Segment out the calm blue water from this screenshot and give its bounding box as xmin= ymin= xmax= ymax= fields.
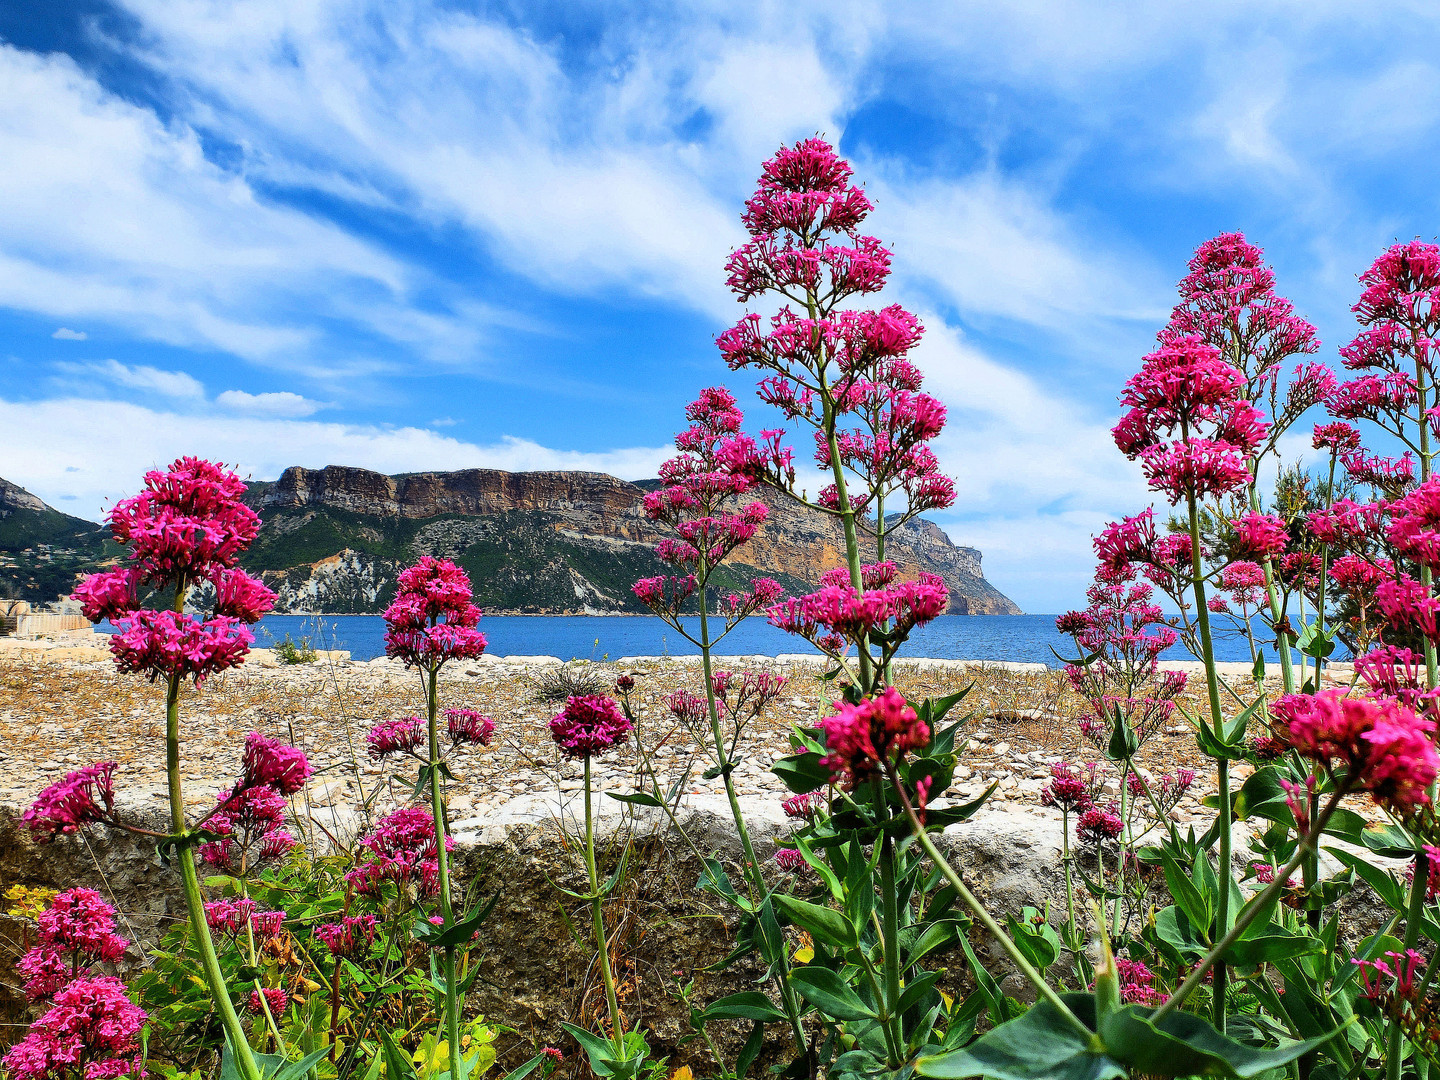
xmin=177 ymin=613 xmax=1314 ymax=667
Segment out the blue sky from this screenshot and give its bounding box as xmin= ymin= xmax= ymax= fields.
xmin=2 ymin=1 xmax=1439 ymax=612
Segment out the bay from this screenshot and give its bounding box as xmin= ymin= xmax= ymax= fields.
xmin=199 ymin=613 xmax=1319 ymax=667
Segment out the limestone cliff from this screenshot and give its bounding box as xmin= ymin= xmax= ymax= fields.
xmin=241 ymin=465 xmax=1022 ymax=615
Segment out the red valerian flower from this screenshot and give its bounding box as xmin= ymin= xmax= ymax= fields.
xmin=383 ymin=557 xmax=487 ymax=669
xmin=1231 ymin=511 xmax=1289 ymax=560
xmin=818 ymin=688 xmax=929 ymax=789
xmin=445 ymin=708 xmax=495 ymax=747
xmin=549 ymin=695 xmax=633 ymax=759
xmin=2 ymin=976 xmax=146 ymax=1080
xmin=1277 ymin=689 xmax=1439 ymax=812
xmin=23 ymin=763 xmax=118 ymax=840
xmin=237 ymin=732 xmax=312 ymax=796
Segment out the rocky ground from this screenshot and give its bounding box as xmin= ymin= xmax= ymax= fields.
xmin=0 ymin=634 xmax=1352 ymax=836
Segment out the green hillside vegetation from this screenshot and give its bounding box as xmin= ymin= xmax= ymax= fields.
xmin=0 ymin=504 xmax=111 ymax=604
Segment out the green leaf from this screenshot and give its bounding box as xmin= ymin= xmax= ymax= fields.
xmin=1224 ymin=929 xmax=1324 ymax=967
xmin=1360 ymin=823 xmax=1422 ymax=859
xmin=273 ymin=1048 xmax=333 ymax=1080
xmin=1106 ymin=705 xmax=1139 ymax=762
xmin=1098 ymin=1003 xmax=1336 ymax=1078
xmin=770 ymin=751 xmax=831 ymax=794
xmin=499 ymin=1053 xmax=548 ymax=1080
xmin=1159 ymin=850 xmax=1211 ymax=934
xmin=735 ymin=1022 xmax=766 ymax=1079
xmin=378 ymin=1029 xmax=420 ymax=1080
xmin=1006 ymin=912 xmax=1058 ymax=973
xmin=771 ymin=894 xmax=858 ymax=951
xmin=787 ymin=966 xmax=876 ymax=1022
xmin=1325 ymin=848 xmax=1405 ymax=910
xmin=607 ymin=791 xmax=663 ymax=808
xmin=917 ymin=997 xmax=1124 ymax=1080
xmin=895 ymin=970 xmax=943 ymax=1017
xmin=560 ymin=1023 xmax=623 ymax=1078
xmin=1155 ymin=906 xmax=1209 ymax=958
xmin=1295 ymin=620 xmax=1336 ymax=660
xmin=1251 ymin=652 xmax=1266 ymax=683
xmin=699 ymin=991 xmax=788 ymax=1024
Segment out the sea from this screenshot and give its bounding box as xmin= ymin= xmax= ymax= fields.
xmin=158 ymin=613 xmax=1322 ymax=668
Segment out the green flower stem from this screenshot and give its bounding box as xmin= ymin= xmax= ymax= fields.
xmin=423 ymin=663 xmax=463 ymax=1080
xmin=697 ymin=598 xmax=810 ymax=1059
xmin=584 ymin=755 xmax=627 ymax=1059
xmin=1152 ymin=789 xmax=1343 ymax=1025
xmin=1250 ymin=486 xmax=1296 ymax=697
xmin=1186 ymin=487 xmax=1233 ymax=1033
xmin=1386 ymin=847 xmax=1430 ymax=1080
xmin=168 ymin=677 xmax=264 ymax=1080
xmin=871 ymin=777 xmax=906 ymax=1066
xmin=891 ymin=770 xmax=1098 ymax=1048
xmin=1061 ymin=808 xmax=1077 ymax=938
xmin=165 ymin=577 xmax=264 ymax=1080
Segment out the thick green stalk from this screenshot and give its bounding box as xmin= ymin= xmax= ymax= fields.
xmin=818 ymin=388 xmax=873 ymax=691
xmin=872 ymin=777 xmax=905 ymax=1065
xmin=1061 ymin=809 xmax=1077 ymax=937
xmin=425 ymin=665 xmax=463 ymax=1080
xmin=1386 ymin=848 xmax=1430 ymax=1080
xmin=696 ymin=597 xmax=809 ymax=1057
xmin=1187 ymin=490 xmax=1232 ymax=1032
xmin=168 ymin=672 xmax=263 ymax=1080
xmin=584 ymin=756 xmax=627 ymax=1058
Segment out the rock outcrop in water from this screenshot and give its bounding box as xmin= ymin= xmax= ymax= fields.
xmin=242 ymin=465 xmax=1022 ymax=615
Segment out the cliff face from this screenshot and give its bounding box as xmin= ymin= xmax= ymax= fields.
xmin=243 ymin=465 xmax=1021 ymax=615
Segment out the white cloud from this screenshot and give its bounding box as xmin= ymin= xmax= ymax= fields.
xmin=216 ymin=389 xmax=325 ymax=418
xmin=54 ymin=358 xmax=205 ymax=400
xmin=51 ymin=327 xmax=87 ymax=340
xmin=0 ymin=44 xmax=478 ymax=365
xmin=0 ymin=395 xmax=673 ymax=521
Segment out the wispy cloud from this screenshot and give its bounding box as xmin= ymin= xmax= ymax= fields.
xmin=51 ymin=327 xmax=87 ymax=340
xmin=53 ymin=358 xmax=205 ymax=400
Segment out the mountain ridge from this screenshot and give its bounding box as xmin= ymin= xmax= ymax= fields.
xmin=240 ymin=464 xmax=1022 ymax=615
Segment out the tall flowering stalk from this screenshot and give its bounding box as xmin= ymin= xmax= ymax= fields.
xmin=57 ymin=458 xmax=287 ymax=1080
xmin=381 ymin=556 xmax=488 ymax=1080
xmin=1164 ymin=233 xmax=1325 ymax=693
xmin=718 ymin=138 xmax=954 ymax=688
xmin=1322 ymin=240 xmax=1440 ymax=1080
xmin=630 ymin=386 xmax=808 ymax=1055
xmin=550 ymin=695 xmax=638 ymax=1070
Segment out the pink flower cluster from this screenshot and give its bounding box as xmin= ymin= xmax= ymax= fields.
xmin=1041 ymin=762 xmax=1097 ymax=814
xmin=767 ymin=571 xmax=948 ymax=655
xmin=383 ymin=557 xmax=488 ymax=669
xmin=549 ymin=695 xmax=633 ymax=759
xmin=247 ymin=987 xmax=289 ymax=1017
xmin=1167 ymin=233 xmax=1320 ymax=382
xmin=1386 ymin=478 xmax=1440 ymax=572
xmin=711 ymin=669 xmax=787 ymax=722
xmin=774 ymin=847 xmax=807 ymax=873
xmin=782 ymin=793 xmax=818 ymax=820
xmin=1231 ymin=511 xmax=1289 ymax=560
xmin=1113 ymin=958 xmax=1166 ymax=1008
xmin=314 ymin=914 xmax=379 ymax=958
xmin=1276 ymin=690 xmax=1439 ymax=812
xmin=16 ymin=889 xmax=130 ymax=1002
xmin=368 ymin=716 xmax=426 ymax=760
xmin=1113 ymin=333 xmax=1267 ymax=503
xmin=446 ymin=708 xmax=495 ymax=747
xmin=346 ymin=806 xmax=453 ymax=898
xmin=109 ymin=609 xmax=255 ymax=685
xmin=1 ymin=976 xmax=146 ymax=1080
xmin=203 ymin=898 xmax=285 ymax=939
xmin=1356 ymin=646 xmax=1439 ymax=717
xmin=818 ymin=688 xmax=929 ymax=789
xmin=1076 ymin=804 xmax=1125 ymax=845
xmin=73 ymin=458 xmax=275 ymax=683
xmin=1353 ymin=949 xmax=1425 ymax=1009
xmin=196 ymin=732 xmax=308 ymax=873
xmin=23 ymin=763 xmax=118 ymax=841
